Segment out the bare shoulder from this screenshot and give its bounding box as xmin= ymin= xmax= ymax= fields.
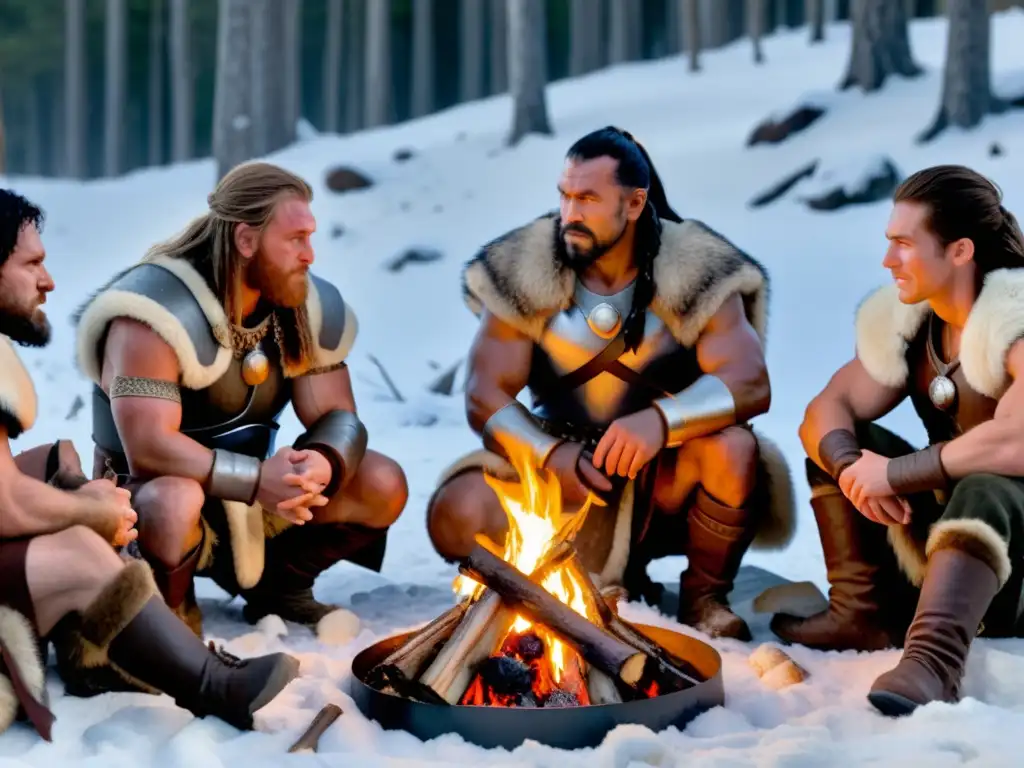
xmin=103 ymin=318 xmax=180 ymax=380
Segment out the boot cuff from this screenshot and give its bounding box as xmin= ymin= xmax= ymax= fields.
xmin=80 ymin=560 xmax=159 ymax=649
xmin=926 ymin=519 xmax=1012 ymax=589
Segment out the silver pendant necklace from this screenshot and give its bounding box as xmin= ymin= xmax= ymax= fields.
xmin=926 ymin=314 xmax=960 ymax=411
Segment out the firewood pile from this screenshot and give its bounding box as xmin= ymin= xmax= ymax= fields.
xmin=363 ymin=538 xmax=706 ymax=709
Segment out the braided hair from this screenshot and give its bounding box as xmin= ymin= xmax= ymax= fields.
xmin=565 ymin=127 xmax=682 ymax=352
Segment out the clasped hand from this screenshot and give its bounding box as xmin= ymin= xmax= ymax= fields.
xmin=257 ymin=447 xmax=333 ymax=525
xmin=837 ymin=450 xmax=911 ymax=526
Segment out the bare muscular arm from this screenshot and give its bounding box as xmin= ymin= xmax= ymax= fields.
xmin=799 ymin=357 xmax=907 ymax=470
xmin=940 ymin=340 xmax=1024 ymax=477
xmin=464 ymin=310 xmax=534 ymax=436
xmin=694 ymin=293 xmax=772 ymax=422
xmin=102 ymin=318 xmax=213 ymax=481
xmin=292 ymin=365 xmax=357 ymax=427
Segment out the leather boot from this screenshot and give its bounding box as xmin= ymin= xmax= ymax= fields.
xmin=771 ymin=461 xmax=911 ymax=650
xmin=241 ymin=522 xmax=387 ymax=626
xmin=145 ymin=537 xmax=204 ymax=638
xmin=868 ymin=547 xmax=999 ymax=716
xmin=75 ymin=561 xmax=299 ymax=731
xmin=677 ymin=489 xmax=756 ymax=640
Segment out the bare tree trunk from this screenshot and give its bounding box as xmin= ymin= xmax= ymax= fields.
xmin=489 ymin=0 xmax=508 ymax=93
xmin=411 ymin=0 xmax=434 ymax=117
xmin=839 ymin=0 xmax=921 ymax=91
xmin=364 ymin=0 xmax=391 ymax=127
xmin=461 ymin=0 xmax=485 ymax=101
xmin=807 ymin=0 xmax=825 ymax=41
xmin=0 ymin=88 xmax=5 ymax=175
xmin=748 ymin=0 xmax=765 ymax=62
xmin=25 ymin=90 xmax=41 ymax=175
xmin=323 ymin=0 xmax=344 ymax=131
xmin=104 ymin=0 xmax=126 ymax=176
xmin=684 ymin=0 xmax=700 ymax=71
xmin=507 ymin=0 xmax=552 ymax=146
xmin=65 ymin=0 xmax=87 ymax=177
xmin=149 ymin=0 xmax=165 ymax=166
xmin=213 ymin=0 xmax=254 ymax=179
xmin=248 ymin=0 xmax=270 ymax=155
xmin=283 ymin=0 xmax=302 ymax=132
xmin=919 ymin=0 xmax=996 ymax=142
xmin=345 ymin=0 xmax=365 ymax=131
xmin=569 ymin=0 xmax=601 ymax=74
xmin=609 ymin=0 xmax=642 ymax=64
xmin=169 ymin=0 xmax=193 ymax=162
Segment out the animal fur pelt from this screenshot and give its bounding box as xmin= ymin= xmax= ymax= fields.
xmin=0 ymin=335 xmax=37 ymax=440
xmin=462 ymin=212 xmax=770 ymax=347
xmin=0 ymin=607 xmax=47 ymax=737
xmin=50 ymin=560 xmax=162 ymax=699
xmin=73 ymin=255 xmax=357 ymax=389
xmin=855 ymin=267 xmax=1024 ymax=399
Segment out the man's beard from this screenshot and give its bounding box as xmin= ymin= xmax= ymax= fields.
xmin=557 ymin=221 xmax=627 ymax=273
xmin=247 ymin=252 xmax=308 ymax=309
xmin=0 ymin=306 xmax=51 ymax=347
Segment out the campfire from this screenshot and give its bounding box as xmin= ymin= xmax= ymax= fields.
xmin=362 ymin=446 xmax=706 ymax=710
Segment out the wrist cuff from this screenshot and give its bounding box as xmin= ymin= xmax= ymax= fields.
xmin=205 ymin=449 xmax=262 ymax=504
xmin=483 ymin=401 xmax=564 ymax=467
xmin=887 ymin=443 xmax=949 ymax=496
xmin=818 ymin=429 xmax=862 ymax=481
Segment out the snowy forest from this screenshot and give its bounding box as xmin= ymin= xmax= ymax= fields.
xmin=0 ymin=0 xmax=1020 ymax=181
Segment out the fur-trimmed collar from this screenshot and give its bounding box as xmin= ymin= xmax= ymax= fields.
xmin=0 ymin=335 xmax=37 ymax=438
xmin=462 ymin=213 xmax=769 ymax=348
xmin=855 ymin=268 xmax=1024 ymax=399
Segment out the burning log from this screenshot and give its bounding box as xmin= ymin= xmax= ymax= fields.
xmin=586 ymin=668 xmax=623 ymax=705
xmin=565 ymin=556 xmax=702 ymax=690
xmin=421 ymin=541 xmax=574 ymax=704
xmin=419 ymin=590 xmax=514 ymax=704
xmin=372 ymin=600 xmax=469 ymax=678
xmin=458 ymin=544 xmax=647 ymax=687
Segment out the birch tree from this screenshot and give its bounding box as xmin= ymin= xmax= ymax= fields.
xmin=807 ymin=0 xmax=825 ymax=42
xmin=569 ymin=0 xmax=602 ymax=75
xmin=507 ymin=0 xmax=552 ymax=146
xmin=748 ymin=0 xmax=765 ymax=63
xmin=489 ymin=0 xmax=508 ymax=93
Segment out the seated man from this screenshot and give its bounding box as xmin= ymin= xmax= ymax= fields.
xmin=772 ymin=165 xmax=1024 ymax=715
xmin=73 ymin=161 xmax=408 ymax=636
xmin=426 ymin=127 xmax=795 ymax=640
xmin=0 ymin=189 xmax=298 ymax=740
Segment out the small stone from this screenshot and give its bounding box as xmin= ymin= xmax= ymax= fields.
xmin=542 ymin=689 xmax=579 ymax=708
xmin=393 ymin=147 xmax=415 ymax=162
xmin=324 ymin=166 xmax=373 ymax=193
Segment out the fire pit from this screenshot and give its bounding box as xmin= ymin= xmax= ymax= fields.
xmin=347 ymin=450 xmax=726 ymax=750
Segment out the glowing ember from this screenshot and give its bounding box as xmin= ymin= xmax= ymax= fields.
xmin=453 ymin=442 xmax=603 ymax=695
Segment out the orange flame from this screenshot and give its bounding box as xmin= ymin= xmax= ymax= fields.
xmin=454 ymin=440 xmax=602 ymax=682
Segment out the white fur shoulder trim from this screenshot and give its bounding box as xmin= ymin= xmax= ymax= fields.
xmin=854 ymin=283 xmax=929 ymax=388
xmin=0 ymin=336 xmax=37 ymax=437
xmin=960 ymin=268 xmax=1024 ymax=398
xmin=75 ymin=257 xmax=233 ymax=390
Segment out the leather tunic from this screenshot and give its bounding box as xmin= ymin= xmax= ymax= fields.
xmin=527 ymin=279 xmax=702 ymax=428
xmin=907 ymin=312 xmax=998 ymax=444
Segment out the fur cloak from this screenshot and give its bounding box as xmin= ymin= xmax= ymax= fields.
xmin=853 ymin=268 xmax=1024 ymax=586
xmin=437 ymin=213 xmax=796 ymax=585
xmin=73 ymin=256 xmax=357 ymax=590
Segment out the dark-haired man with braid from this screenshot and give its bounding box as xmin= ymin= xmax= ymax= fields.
xmin=426 ymin=127 xmax=795 ymax=640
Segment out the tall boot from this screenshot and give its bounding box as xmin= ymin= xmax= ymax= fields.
xmin=770 ymin=460 xmax=910 ymax=651
xmin=868 ymin=547 xmax=998 ymax=716
xmin=144 ymin=535 xmax=204 ymax=638
xmin=677 ymin=489 xmax=756 ymax=641
xmin=73 ymin=560 xmax=299 ymax=731
xmin=241 ymin=522 xmax=388 ymax=626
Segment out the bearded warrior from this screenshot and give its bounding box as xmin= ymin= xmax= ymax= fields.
xmin=426 ymin=128 xmax=795 ymax=640
xmin=772 ymin=165 xmax=1024 ymax=715
xmin=74 ymin=162 xmax=408 ymax=637
xmin=0 ymin=188 xmax=297 ymax=740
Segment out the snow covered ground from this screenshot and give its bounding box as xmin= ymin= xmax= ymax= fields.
xmin=5 ymin=10 xmax=1024 ymax=766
